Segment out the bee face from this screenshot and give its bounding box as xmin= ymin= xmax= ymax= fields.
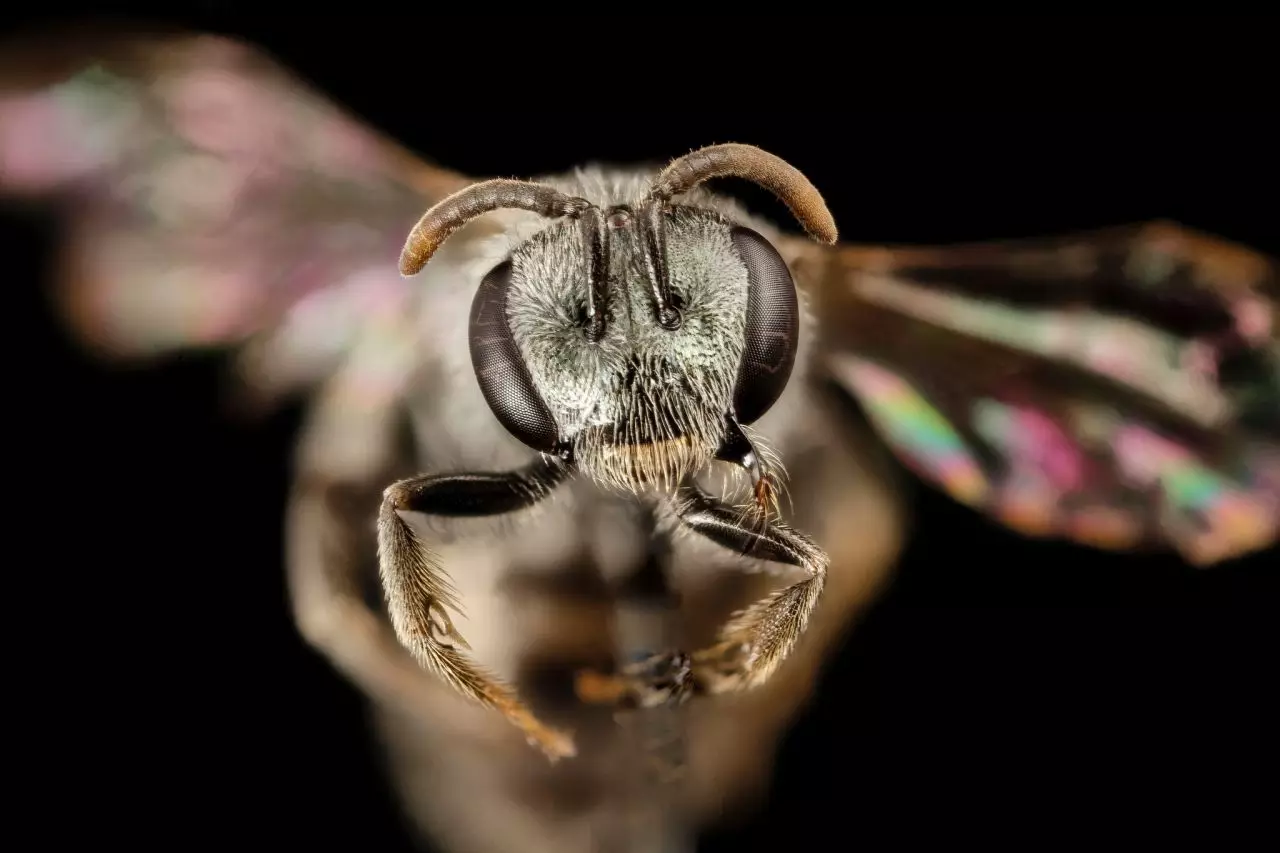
xmin=403 ymin=145 xmax=829 ymax=499
xmin=464 ymin=200 xmax=803 ymax=493
xmin=505 ymin=207 xmax=750 ymax=491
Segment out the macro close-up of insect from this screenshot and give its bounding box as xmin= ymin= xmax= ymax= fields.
xmin=6 ymin=19 xmax=1278 ymax=853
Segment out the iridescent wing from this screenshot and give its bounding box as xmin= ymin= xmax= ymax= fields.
xmin=1 ymin=28 xmax=470 ymax=410
xmin=811 ymin=223 xmax=1279 ymax=565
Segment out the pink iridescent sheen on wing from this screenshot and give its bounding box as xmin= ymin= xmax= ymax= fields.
xmin=0 ymin=92 xmax=96 ymax=191
xmin=821 ymin=224 xmax=1279 ymax=564
xmin=1 ymin=34 xmax=461 ymax=409
xmin=972 ymin=400 xmax=1089 ymax=538
xmin=972 ymin=401 xmax=1085 ymax=490
xmin=1112 ymin=424 xmax=1277 ymax=565
xmin=0 ymin=61 xmax=146 ymax=192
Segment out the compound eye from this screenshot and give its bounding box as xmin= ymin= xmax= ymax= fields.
xmin=468 ymin=260 xmax=559 ymax=451
xmin=729 ymin=227 xmax=800 ymax=425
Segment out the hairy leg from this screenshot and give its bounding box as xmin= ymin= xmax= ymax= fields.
xmin=678 ymin=482 xmax=829 ymax=693
xmin=284 ymin=376 xmax=529 ymax=750
xmin=288 ymin=472 xmax=541 ymax=749
xmin=378 ymin=455 xmax=576 ymax=759
xmin=578 ymin=480 xmax=828 ymax=706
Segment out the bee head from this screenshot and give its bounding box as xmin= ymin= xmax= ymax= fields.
xmin=399 ymin=144 xmax=837 ymax=493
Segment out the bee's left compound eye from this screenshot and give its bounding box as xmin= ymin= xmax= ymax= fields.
xmin=469 ymin=260 xmax=561 ymax=452
xmin=729 ymin=227 xmax=800 ymax=425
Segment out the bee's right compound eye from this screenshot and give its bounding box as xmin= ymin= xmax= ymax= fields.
xmin=469 ymin=261 xmax=561 ymax=452
xmin=729 ymin=227 xmax=800 ymax=425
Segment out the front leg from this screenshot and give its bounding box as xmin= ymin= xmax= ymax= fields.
xmin=578 ymin=481 xmax=828 ymax=706
xmin=378 ymin=454 xmax=575 ymax=760
xmin=676 ymin=483 xmax=829 ymax=693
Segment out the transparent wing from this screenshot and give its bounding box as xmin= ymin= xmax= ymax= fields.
xmin=1 ymin=27 xmax=470 ymax=408
xmin=813 ymin=222 xmax=1279 ymax=565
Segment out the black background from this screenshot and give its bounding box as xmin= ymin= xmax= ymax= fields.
xmin=8 ymin=11 xmax=1278 ymax=850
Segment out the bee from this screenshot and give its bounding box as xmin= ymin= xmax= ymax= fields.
xmin=4 ymin=27 xmax=1277 ymax=853
xmin=375 ymin=142 xmax=846 ymax=761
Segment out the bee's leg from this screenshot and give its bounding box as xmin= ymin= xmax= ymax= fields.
xmin=378 ymin=454 xmax=578 ymax=760
xmin=675 ymin=482 xmax=827 ymax=694
xmin=578 ymin=482 xmax=826 ymax=703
